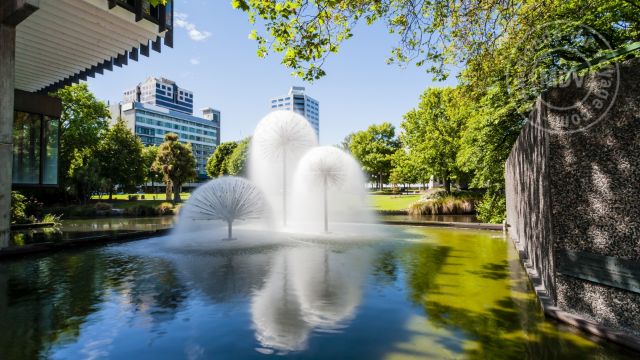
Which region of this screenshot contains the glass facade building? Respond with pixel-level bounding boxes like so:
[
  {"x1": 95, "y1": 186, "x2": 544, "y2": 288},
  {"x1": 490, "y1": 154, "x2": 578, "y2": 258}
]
[
  {"x1": 111, "y1": 102, "x2": 220, "y2": 180},
  {"x1": 270, "y1": 86, "x2": 320, "y2": 137}
]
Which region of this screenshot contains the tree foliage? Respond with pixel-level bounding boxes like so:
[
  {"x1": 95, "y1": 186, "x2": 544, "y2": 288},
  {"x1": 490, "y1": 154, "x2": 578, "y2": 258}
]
[
  {"x1": 152, "y1": 133, "x2": 197, "y2": 202},
  {"x1": 52, "y1": 84, "x2": 110, "y2": 196},
  {"x1": 142, "y1": 145, "x2": 163, "y2": 186},
  {"x1": 348, "y1": 122, "x2": 399, "y2": 189},
  {"x1": 206, "y1": 141, "x2": 238, "y2": 178},
  {"x1": 227, "y1": 137, "x2": 251, "y2": 177},
  {"x1": 401, "y1": 87, "x2": 468, "y2": 193},
  {"x1": 68, "y1": 148, "x2": 104, "y2": 204},
  {"x1": 233, "y1": 0, "x2": 640, "y2": 81},
  {"x1": 96, "y1": 118, "x2": 145, "y2": 197}
]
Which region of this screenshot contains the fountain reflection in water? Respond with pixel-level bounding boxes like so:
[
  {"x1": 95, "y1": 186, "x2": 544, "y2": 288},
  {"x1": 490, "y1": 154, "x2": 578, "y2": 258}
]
[{"x1": 251, "y1": 245, "x2": 372, "y2": 353}]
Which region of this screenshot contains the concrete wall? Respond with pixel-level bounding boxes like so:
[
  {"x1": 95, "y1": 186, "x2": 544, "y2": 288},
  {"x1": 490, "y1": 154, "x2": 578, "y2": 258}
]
[{"x1": 506, "y1": 58, "x2": 640, "y2": 338}]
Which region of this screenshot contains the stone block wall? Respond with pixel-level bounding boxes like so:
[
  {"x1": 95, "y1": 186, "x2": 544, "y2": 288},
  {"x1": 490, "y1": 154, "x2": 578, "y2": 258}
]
[{"x1": 506, "y1": 58, "x2": 640, "y2": 337}]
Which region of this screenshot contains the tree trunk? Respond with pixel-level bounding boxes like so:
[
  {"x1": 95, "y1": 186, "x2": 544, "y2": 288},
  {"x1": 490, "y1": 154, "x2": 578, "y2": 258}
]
[
  {"x1": 173, "y1": 182, "x2": 181, "y2": 203},
  {"x1": 444, "y1": 174, "x2": 451, "y2": 194},
  {"x1": 165, "y1": 180, "x2": 172, "y2": 201},
  {"x1": 108, "y1": 188, "x2": 113, "y2": 201}
]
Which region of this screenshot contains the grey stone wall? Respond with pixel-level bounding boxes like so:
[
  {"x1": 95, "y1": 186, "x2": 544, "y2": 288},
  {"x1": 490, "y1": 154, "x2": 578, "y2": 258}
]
[
  {"x1": 506, "y1": 58, "x2": 640, "y2": 337},
  {"x1": 505, "y1": 102, "x2": 556, "y2": 300}
]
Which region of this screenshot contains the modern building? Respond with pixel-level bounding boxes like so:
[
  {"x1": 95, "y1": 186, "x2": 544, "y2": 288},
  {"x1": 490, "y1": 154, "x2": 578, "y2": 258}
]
[
  {"x1": 111, "y1": 79, "x2": 220, "y2": 180},
  {"x1": 124, "y1": 76, "x2": 193, "y2": 114},
  {"x1": 270, "y1": 86, "x2": 320, "y2": 137},
  {"x1": 2, "y1": 0, "x2": 174, "y2": 247}
]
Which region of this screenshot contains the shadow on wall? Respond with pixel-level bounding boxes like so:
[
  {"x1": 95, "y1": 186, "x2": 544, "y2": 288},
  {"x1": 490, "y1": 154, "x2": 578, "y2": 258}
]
[{"x1": 505, "y1": 58, "x2": 640, "y2": 337}]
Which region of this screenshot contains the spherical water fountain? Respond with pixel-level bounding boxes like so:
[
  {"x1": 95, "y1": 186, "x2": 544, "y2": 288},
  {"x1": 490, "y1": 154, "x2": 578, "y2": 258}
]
[
  {"x1": 250, "y1": 111, "x2": 317, "y2": 227},
  {"x1": 291, "y1": 146, "x2": 375, "y2": 234},
  {"x1": 179, "y1": 177, "x2": 268, "y2": 240}
]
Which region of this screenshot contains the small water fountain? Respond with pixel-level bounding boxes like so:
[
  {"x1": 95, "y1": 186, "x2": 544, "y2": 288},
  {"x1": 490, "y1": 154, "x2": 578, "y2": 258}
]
[
  {"x1": 291, "y1": 146, "x2": 374, "y2": 234},
  {"x1": 179, "y1": 177, "x2": 267, "y2": 240},
  {"x1": 292, "y1": 146, "x2": 346, "y2": 232},
  {"x1": 250, "y1": 111, "x2": 317, "y2": 227}
]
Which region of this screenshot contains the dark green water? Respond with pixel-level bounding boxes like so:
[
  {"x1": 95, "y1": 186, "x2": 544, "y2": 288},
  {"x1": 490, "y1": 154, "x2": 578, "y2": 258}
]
[{"x1": 0, "y1": 226, "x2": 635, "y2": 359}]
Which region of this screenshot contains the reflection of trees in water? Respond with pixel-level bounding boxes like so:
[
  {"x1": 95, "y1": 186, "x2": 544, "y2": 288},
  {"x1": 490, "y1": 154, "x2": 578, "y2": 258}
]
[
  {"x1": 395, "y1": 237, "x2": 622, "y2": 359},
  {"x1": 0, "y1": 249, "x2": 186, "y2": 360}
]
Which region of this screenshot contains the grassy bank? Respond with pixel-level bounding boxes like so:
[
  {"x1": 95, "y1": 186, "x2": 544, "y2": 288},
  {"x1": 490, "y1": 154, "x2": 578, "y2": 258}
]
[{"x1": 369, "y1": 195, "x2": 421, "y2": 211}]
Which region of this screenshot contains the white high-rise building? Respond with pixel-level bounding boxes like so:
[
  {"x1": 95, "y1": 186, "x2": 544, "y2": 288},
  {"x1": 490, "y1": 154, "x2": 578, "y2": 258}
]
[{"x1": 270, "y1": 86, "x2": 320, "y2": 137}]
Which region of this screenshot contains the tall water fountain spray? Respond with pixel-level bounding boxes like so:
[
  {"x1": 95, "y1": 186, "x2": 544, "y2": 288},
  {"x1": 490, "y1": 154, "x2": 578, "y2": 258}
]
[
  {"x1": 180, "y1": 177, "x2": 267, "y2": 239},
  {"x1": 250, "y1": 111, "x2": 317, "y2": 227}
]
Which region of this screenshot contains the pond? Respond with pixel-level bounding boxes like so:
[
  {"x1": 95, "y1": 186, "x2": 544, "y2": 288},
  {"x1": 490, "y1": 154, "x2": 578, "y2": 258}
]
[
  {"x1": 0, "y1": 226, "x2": 635, "y2": 359},
  {"x1": 9, "y1": 217, "x2": 175, "y2": 247}
]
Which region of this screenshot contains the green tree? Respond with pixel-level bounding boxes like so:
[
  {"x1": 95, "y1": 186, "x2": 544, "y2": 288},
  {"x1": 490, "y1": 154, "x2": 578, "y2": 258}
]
[
  {"x1": 401, "y1": 87, "x2": 468, "y2": 194},
  {"x1": 142, "y1": 145, "x2": 163, "y2": 192},
  {"x1": 348, "y1": 123, "x2": 399, "y2": 190},
  {"x1": 390, "y1": 148, "x2": 418, "y2": 190},
  {"x1": 67, "y1": 148, "x2": 104, "y2": 204},
  {"x1": 233, "y1": 0, "x2": 640, "y2": 81},
  {"x1": 206, "y1": 141, "x2": 238, "y2": 178},
  {"x1": 52, "y1": 84, "x2": 110, "y2": 199},
  {"x1": 96, "y1": 118, "x2": 145, "y2": 199},
  {"x1": 152, "y1": 133, "x2": 197, "y2": 203},
  {"x1": 227, "y1": 137, "x2": 251, "y2": 177}
]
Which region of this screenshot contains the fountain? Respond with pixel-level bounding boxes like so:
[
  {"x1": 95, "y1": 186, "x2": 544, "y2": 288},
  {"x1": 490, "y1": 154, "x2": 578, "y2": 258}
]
[
  {"x1": 177, "y1": 110, "x2": 376, "y2": 243},
  {"x1": 179, "y1": 177, "x2": 267, "y2": 240},
  {"x1": 291, "y1": 146, "x2": 374, "y2": 233},
  {"x1": 249, "y1": 110, "x2": 317, "y2": 227}
]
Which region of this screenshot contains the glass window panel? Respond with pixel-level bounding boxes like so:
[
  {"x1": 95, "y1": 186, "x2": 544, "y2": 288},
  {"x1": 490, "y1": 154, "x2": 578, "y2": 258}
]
[
  {"x1": 12, "y1": 111, "x2": 41, "y2": 184},
  {"x1": 42, "y1": 116, "x2": 59, "y2": 185}
]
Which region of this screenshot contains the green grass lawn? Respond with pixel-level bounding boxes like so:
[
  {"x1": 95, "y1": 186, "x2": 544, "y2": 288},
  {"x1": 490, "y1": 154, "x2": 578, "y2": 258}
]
[{"x1": 369, "y1": 194, "x2": 421, "y2": 211}]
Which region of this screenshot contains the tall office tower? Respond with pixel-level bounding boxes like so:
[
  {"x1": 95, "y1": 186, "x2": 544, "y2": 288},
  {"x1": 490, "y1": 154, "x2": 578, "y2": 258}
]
[
  {"x1": 112, "y1": 78, "x2": 220, "y2": 180},
  {"x1": 123, "y1": 77, "x2": 194, "y2": 115},
  {"x1": 270, "y1": 86, "x2": 320, "y2": 137}
]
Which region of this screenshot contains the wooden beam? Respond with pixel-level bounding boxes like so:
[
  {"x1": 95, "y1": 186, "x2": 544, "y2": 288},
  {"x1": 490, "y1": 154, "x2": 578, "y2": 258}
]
[{"x1": 1, "y1": 0, "x2": 39, "y2": 26}]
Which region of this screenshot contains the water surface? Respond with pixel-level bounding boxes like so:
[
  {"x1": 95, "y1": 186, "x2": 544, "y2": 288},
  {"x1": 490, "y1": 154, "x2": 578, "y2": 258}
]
[{"x1": 0, "y1": 226, "x2": 635, "y2": 359}]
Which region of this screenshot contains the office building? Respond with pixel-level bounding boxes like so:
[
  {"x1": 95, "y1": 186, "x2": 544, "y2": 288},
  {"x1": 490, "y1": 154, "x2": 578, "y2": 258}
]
[
  {"x1": 124, "y1": 77, "x2": 193, "y2": 115},
  {"x1": 111, "y1": 78, "x2": 220, "y2": 180},
  {"x1": 270, "y1": 86, "x2": 320, "y2": 136}
]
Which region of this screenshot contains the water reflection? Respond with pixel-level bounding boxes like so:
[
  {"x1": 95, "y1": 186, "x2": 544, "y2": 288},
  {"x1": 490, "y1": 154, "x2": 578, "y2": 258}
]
[
  {"x1": 251, "y1": 245, "x2": 371, "y2": 352},
  {"x1": 0, "y1": 228, "x2": 636, "y2": 359}
]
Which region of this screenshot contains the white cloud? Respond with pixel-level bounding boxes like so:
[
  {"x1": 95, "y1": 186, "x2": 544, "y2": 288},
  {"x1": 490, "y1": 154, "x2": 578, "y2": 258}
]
[
  {"x1": 190, "y1": 57, "x2": 200, "y2": 65},
  {"x1": 174, "y1": 12, "x2": 211, "y2": 41}
]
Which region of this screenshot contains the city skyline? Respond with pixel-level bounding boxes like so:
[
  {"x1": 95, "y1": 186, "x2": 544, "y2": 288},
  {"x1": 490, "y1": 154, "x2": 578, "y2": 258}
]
[{"x1": 86, "y1": 0, "x2": 457, "y2": 146}]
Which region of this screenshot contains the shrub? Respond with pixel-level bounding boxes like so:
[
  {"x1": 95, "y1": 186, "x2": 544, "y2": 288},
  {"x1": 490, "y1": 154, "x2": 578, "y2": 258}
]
[
  {"x1": 124, "y1": 204, "x2": 158, "y2": 217},
  {"x1": 476, "y1": 191, "x2": 506, "y2": 224},
  {"x1": 10, "y1": 191, "x2": 28, "y2": 224},
  {"x1": 95, "y1": 202, "x2": 113, "y2": 211},
  {"x1": 67, "y1": 205, "x2": 98, "y2": 218},
  {"x1": 42, "y1": 213, "x2": 62, "y2": 226},
  {"x1": 128, "y1": 194, "x2": 139, "y2": 201},
  {"x1": 408, "y1": 195, "x2": 476, "y2": 216},
  {"x1": 155, "y1": 202, "x2": 174, "y2": 215}
]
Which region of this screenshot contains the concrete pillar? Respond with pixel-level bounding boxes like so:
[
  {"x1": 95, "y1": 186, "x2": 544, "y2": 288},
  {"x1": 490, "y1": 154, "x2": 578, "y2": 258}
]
[{"x1": 0, "y1": 22, "x2": 15, "y2": 249}]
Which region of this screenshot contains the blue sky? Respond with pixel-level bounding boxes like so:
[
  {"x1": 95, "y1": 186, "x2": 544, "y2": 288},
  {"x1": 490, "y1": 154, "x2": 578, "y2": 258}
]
[{"x1": 87, "y1": 0, "x2": 457, "y2": 145}]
